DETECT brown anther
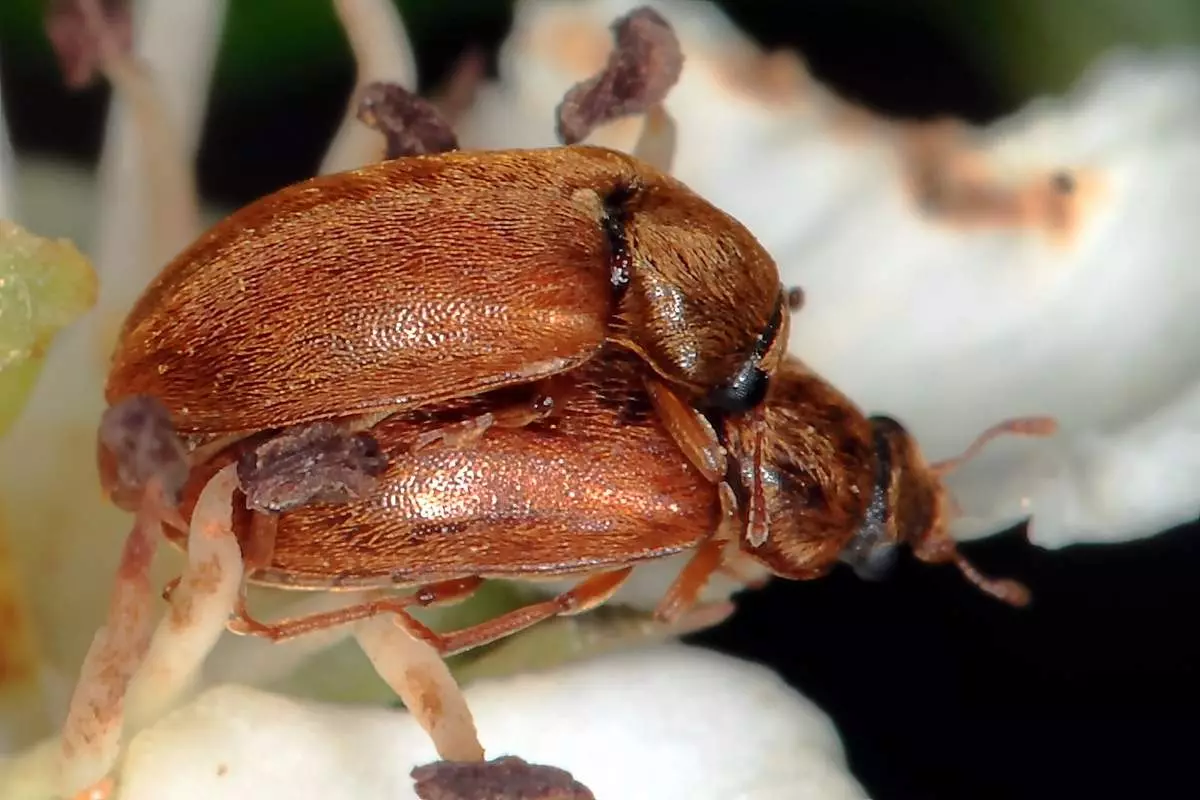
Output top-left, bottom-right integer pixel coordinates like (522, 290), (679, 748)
(357, 81), (460, 159)
(786, 286), (805, 312)
(236, 422), (390, 514)
(98, 395), (189, 505)
(555, 6), (683, 145)
(411, 756), (596, 800)
(1051, 171), (1076, 194)
(44, 0), (132, 89)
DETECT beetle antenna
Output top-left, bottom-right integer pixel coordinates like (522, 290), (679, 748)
(950, 552), (1032, 607)
(930, 416), (1057, 478)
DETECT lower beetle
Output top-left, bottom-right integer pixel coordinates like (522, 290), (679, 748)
(62, 346), (1053, 798)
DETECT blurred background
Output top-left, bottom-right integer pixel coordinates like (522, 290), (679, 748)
(2, 2), (1198, 798)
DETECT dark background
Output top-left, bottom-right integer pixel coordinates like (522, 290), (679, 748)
(2, 2), (1198, 798)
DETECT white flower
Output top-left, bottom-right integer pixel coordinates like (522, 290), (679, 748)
(460, 0), (1200, 549)
(0, 1), (861, 798)
(4, 646), (868, 800)
(2, 0), (1198, 797)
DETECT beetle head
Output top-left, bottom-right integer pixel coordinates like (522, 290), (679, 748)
(722, 359), (880, 583)
(840, 414), (1057, 606)
(612, 171), (787, 409)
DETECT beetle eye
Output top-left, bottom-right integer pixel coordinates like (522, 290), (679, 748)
(707, 364), (770, 413)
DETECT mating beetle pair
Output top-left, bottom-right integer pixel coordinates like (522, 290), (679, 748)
(60, 6), (1054, 797)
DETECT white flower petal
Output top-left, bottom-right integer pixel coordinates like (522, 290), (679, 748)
(457, 0), (1200, 549)
(110, 645), (865, 800)
(777, 52), (1200, 549)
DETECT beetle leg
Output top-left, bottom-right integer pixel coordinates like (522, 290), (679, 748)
(160, 575), (181, 603)
(227, 577), (485, 641)
(716, 550), (773, 590)
(645, 378), (728, 483)
(231, 510), (278, 629)
(653, 479), (752, 622)
(653, 537), (729, 624)
(394, 568), (635, 658)
(411, 380), (567, 453)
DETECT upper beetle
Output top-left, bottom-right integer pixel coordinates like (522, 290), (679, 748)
(106, 143), (787, 438)
(104, 6), (796, 545)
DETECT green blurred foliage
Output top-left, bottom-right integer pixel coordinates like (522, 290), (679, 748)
(0, 0), (513, 96)
(928, 0), (1200, 94)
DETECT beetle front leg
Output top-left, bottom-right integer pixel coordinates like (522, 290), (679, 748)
(742, 407), (771, 547)
(644, 378), (728, 483)
(230, 511), (278, 624)
(717, 550), (774, 590)
(653, 483), (744, 624)
(653, 537), (729, 624)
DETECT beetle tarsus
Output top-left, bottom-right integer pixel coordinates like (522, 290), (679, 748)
(160, 575), (180, 603)
(406, 568), (635, 658)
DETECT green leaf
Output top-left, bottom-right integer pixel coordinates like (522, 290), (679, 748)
(0, 220), (97, 436)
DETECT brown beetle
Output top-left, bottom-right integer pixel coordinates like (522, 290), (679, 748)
(101, 6), (792, 550)
(106, 144), (786, 439)
(153, 348), (1049, 654)
(65, 348), (1052, 798)
(102, 144), (789, 552)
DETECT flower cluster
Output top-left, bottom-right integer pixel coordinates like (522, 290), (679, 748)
(0, 0), (1197, 798)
